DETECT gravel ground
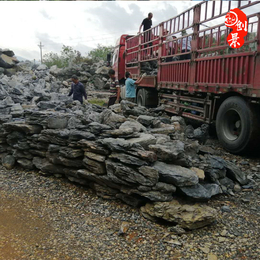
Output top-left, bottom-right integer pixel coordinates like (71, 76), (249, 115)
(1, 143), (260, 260)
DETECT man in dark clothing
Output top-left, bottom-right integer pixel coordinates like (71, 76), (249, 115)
(139, 13), (153, 56)
(139, 12), (153, 33)
(68, 75), (87, 104)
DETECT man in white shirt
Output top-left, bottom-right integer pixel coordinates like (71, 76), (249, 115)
(179, 30), (192, 60)
(165, 31), (177, 62)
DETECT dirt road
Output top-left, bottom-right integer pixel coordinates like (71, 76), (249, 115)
(1, 151), (260, 260)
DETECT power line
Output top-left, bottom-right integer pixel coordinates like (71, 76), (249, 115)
(38, 42), (44, 63)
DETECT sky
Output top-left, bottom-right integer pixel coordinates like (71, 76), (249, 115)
(0, 1), (198, 61)
(0, 1), (258, 62)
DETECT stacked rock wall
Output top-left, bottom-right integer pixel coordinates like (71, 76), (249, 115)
(0, 101), (248, 206)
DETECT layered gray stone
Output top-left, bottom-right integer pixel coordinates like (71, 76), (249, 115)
(202, 183), (222, 197)
(152, 182), (176, 193)
(116, 193), (143, 207)
(68, 130), (95, 141)
(29, 149), (46, 157)
(84, 151), (106, 163)
(67, 117), (81, 129)
(150, 126), (175, 135)
(106, 160), (156, 187)
(137, 115), (155, 127)
(149, 140), (185, 161)
(138, 166), (159, 186)
(109, 153), (148, 167)
(39, 129), (69, 145)
(127, 133), (156, 149)
(91, 183), (118, 199)
(37, 64), (48, 71)
(95, 66), (109, 75)
(102, 128), (136, 138)
(88, 122), (112, 134)
(2, 155), (15, 169)
(83, 157), (106, 175)
(180, 183), (221, 200)
(79, 140), (110, 155)
(126, 150), (157, 163)
(0, 96), (14, 108)
(47, 116), (68, 129)
(141, 200), (217, 230)
(225, 161), (248, 185)
(13, 149), (33, 160)
(13, 141), (30, 150)
(119, 120), (146, 133)
(59, 147), (84, 158)
(171, 116), (186, 126)
(77, 169), (121, 190)
(48, 153), (83, 168)
(3, 122), (42, 135)
(153, 161), (198, 187)
(205, 156), (227, 182)
(33, 157), (64, 175)
(17, 158), (34, 169)
(98, 138), (137, 152)
(219, 177), (235, 189)
(100, 109), (126, 128)
(121, 188), (173, 202)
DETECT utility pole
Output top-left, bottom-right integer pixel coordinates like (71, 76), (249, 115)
(38, 42), (44, 63)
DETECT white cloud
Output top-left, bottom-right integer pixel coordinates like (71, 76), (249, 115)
(0, 1), (197, 61)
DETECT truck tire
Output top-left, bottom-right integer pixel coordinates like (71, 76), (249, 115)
(216, 96), (260, 154)
(137, 88), (158, 107)
(137, 89), (147, 107)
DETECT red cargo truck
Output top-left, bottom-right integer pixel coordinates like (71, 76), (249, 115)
(111, 0), (260, 154)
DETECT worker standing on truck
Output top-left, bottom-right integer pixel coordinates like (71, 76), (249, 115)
(108, 69), (121, 107)
(139, 12), (153, 56)
(179, 30), (192, 60)
(68, 75), (87, 104)
(165, 32), (177, 62)
(125, 71), (140, 103)
(139, 12), (153, 34)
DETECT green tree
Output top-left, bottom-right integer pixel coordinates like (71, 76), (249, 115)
(43, 45), (91, 68)
(87, 44), (114, 62)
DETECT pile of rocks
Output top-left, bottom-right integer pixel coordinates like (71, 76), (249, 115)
(0, 48), (19, 76)
(50, 61), (111, 91)
(0, 48), (112, 101)
(0, 60), (113, 119)
(0, 99), (248, 229)
(141, 61), (158, 75)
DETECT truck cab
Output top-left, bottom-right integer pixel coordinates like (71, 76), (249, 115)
(111, 34), (133, 84)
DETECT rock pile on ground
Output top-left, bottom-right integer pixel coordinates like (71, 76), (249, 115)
(50, 60), (111, 91)
(0, 48), (112, 101)
(0, 61), (112, 115)
(0, 48), (19, 76)
(0, 97), (249, 229)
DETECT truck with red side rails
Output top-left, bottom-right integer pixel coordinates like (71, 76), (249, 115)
(110, 0), (260, 154)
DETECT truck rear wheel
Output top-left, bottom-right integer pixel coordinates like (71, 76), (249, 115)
(137, 88), (158, 107)
(137, 89), (147, 107)
(216, 96), (260, 154)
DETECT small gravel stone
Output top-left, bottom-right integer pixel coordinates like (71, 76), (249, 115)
(221, 206), (231, 213)
(234, 184), (241, 192)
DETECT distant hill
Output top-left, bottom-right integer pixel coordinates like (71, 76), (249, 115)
(15, 56), (30, 62)
(15, 56), (41, 65)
